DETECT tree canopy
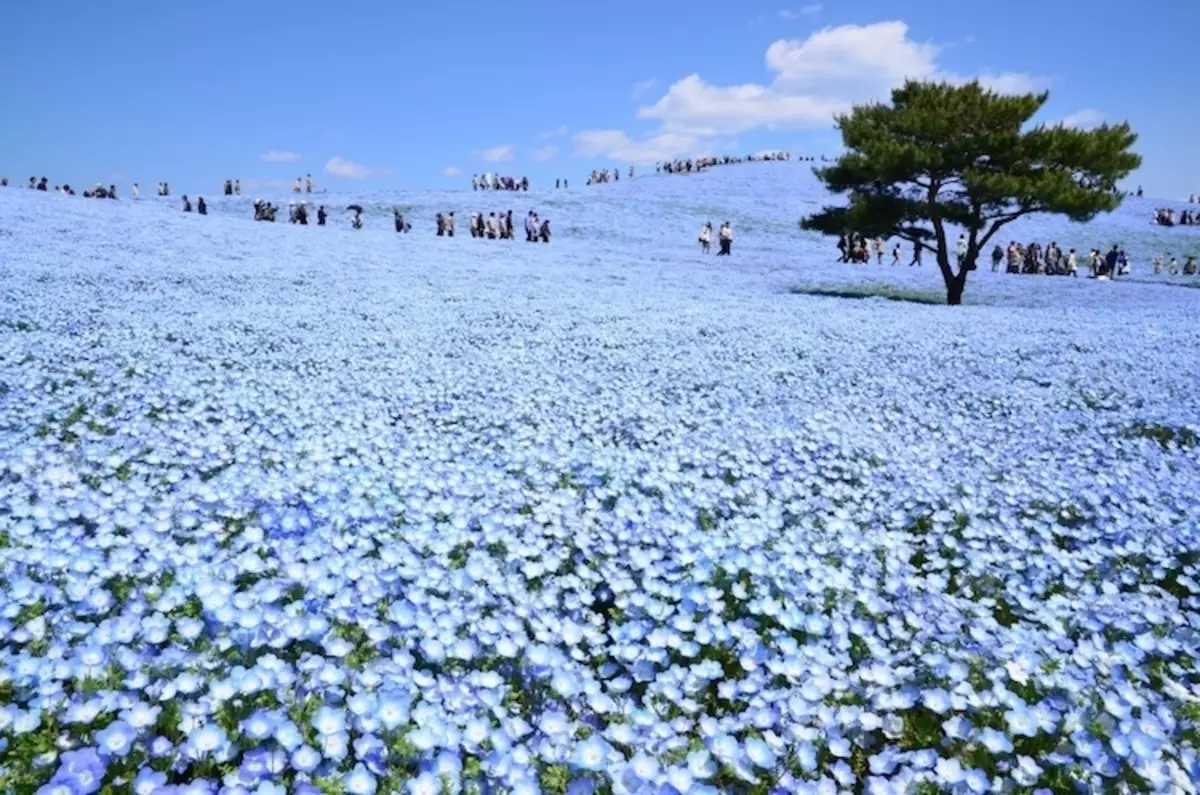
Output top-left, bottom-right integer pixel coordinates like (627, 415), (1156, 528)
(801, 80), (1142, 304)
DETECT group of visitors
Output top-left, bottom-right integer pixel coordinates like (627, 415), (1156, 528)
(1154, 208), (1199, 226)
(835, 233), (916, 266)
(829, 231), (1174, 279)
(180, 196), (209, 216)
(586, 168), (627, 185)
(657, 151), (794, 176)
(471, 174), (529, 191)
(997, 239), (1090, 276)
(291, 175), (317, 194)
(696, 221), (734, 255)
(222, 180), (243, 196)
(1153, 253), (1199, 275)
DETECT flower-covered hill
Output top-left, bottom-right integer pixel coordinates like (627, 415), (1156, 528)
(1, 179), (1199, 794)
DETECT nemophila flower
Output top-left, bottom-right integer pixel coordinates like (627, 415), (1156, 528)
(95, 719), (137, 757)
(186, 724), (229, 759)
(977, 727), (1013, 754)
(344, 763), (378, 795)
(240, 709), (278, 741)
(407, 772), (441, 795)
(291, 744), (322, 773)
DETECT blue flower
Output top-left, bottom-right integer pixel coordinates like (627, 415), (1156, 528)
(344, 763), (378, 795)
(96, 720), (137, 757)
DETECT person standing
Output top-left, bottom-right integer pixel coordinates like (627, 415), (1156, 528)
(717, 222), (733, 256)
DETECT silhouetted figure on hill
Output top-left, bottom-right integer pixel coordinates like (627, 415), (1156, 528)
(224, 180), (233, 196)
(197, 197), (207, 215)
(717, 222), (732, 255)
(394, 208), (409, 233)
(317, 206), (327, 226)
(37, 177), (48, 191)
(296, 203), (308, 225)
(698, 221), (712, 254)
(108, 185), (117, 200)
(435, 213), (446, 236)
(351, 208), (363, 229)
(0, 178), (6, 186)
(539, 218), (551, 243)
(504, 211), (513, 239)
(234, 180), (241, 196)
(486, 212), (498, 239)
(182, 195), (193, 212)
(446, 211), (456, 237)
(132, 183), (140, 199)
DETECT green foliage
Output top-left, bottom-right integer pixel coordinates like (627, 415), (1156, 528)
(802, 80), (1141, 304)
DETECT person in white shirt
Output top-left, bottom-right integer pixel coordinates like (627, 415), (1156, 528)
(132, 183), (140, 199)
(955, 234), (968, 267)
(698, 221), (712, 253)
(717, 222), (733, 256)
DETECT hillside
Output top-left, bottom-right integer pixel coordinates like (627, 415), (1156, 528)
(9, 161), (1198, 305)
(1, 165), (1199, 793)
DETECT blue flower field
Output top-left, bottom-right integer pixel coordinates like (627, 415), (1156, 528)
(1, 163), (1199, 794)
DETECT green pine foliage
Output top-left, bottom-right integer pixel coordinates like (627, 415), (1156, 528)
(802, 80), (1142, 304)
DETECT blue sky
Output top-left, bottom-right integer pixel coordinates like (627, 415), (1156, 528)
(3, 0), (1195, 198)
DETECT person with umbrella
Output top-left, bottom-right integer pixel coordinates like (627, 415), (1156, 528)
(347, 204), (364, 229)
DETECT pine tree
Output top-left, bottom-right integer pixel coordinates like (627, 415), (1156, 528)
(801, 80), (1141, 305)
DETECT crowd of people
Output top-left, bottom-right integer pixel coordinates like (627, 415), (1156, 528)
(585, 168), (626, 185)
(1154, 207), (1199, 226)
(1153, 252), (1199, 275)
(471, 174), (529, 191)
(656, 151), (796, 176)
(175, 195), (553, 242)
(828, 230), (1200, 279)
(6, 166), (1196, 272)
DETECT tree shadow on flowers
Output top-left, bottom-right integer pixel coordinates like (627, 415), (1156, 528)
(790, 283), (947, 305)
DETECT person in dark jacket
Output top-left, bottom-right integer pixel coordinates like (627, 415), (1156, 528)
(1104, 244), (1119, 277)
(197, 197), (207, 215)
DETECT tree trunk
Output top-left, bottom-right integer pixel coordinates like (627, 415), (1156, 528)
(946, 272), (967, 305)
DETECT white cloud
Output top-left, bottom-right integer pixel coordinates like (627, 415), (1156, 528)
(443, 166), (461, 177)
(780, 4), (821, 19)
(323, 156), (373, 179)
(1058, 108), (1103, 129)
(636, 21), (1048, 136)
(530, 145), (559, 163)
(537, 125), (568, 139)
(261, 149), (301, 163)
(476, 144), (515, 162)
(631, 79), (658, 98)
(572, 129), (702, 165)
